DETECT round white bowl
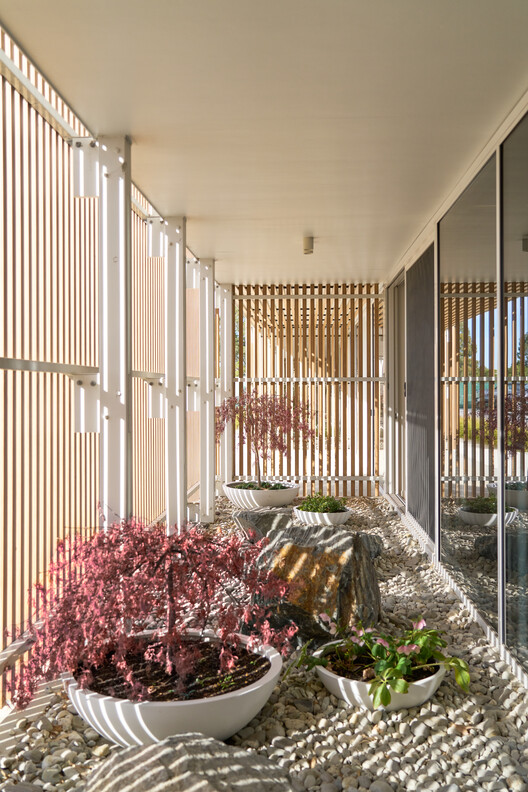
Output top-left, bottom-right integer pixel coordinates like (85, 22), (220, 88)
(63, 632), (282, 747)
(458, 507), (518, 527)
(223, 482), (299, 510)
(314, 643), (446, 711)
(293, 506), (352, 526)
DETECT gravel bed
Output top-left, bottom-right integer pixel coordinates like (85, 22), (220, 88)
(1, 497), (528, 792)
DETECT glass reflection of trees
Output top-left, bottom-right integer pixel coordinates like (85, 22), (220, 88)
(439, 154), (498, 632)
(503, 112), (528, 670)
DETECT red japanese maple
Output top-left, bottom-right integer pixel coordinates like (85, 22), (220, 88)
(216, 391), (314, 486)
(10, 520), (297, 708)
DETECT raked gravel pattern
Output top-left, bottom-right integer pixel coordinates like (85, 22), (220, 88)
(1, 497), (528, 792)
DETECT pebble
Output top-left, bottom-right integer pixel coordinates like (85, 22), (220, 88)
(2, 498), (528, 792)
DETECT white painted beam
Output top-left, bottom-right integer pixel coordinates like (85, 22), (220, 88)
(165, 217), (187, 530)
(216, 284), (234, 489)
(199, 259), (215, 523)
(98, 136), (132, 524)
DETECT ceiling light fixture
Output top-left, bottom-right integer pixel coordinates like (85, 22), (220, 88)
(303, 236), (314, 255)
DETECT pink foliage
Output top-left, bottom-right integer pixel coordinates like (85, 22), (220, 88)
(479, 392), (528, 456)
(10, 520), (297, 708)
(216, 391), (314, 484)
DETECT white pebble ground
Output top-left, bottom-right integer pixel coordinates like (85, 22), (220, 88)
(1, 497), (527, 792)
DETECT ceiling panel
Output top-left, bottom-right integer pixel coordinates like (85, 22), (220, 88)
(1, 0), (528, 284)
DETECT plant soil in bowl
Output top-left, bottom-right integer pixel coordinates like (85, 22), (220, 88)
(223, 481), (299, 510)
(64, 632), (282, 746)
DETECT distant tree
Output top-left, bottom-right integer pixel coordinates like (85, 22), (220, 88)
(516, 332), (528, 374)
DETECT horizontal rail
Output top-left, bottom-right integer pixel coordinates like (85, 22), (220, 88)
(441, 475), (497, 482)
(0, 358), (99, 377)
(131, 370), (165, 380)
(0, 46), (78, 140)
(0, 626), (39, 677)
(235, 292), (382, 301)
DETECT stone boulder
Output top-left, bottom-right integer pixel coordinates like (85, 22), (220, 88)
(85, 733), (293, 792)
(258, 521), (381, 629)
(235, 509), (384, 559)
(475, 532), (528, 575)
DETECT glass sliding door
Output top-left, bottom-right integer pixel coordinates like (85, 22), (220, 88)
(503, 113), (528, 671)
(439, 156), (498, 631)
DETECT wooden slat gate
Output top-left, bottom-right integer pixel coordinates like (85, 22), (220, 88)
(232, 284), (384, 497)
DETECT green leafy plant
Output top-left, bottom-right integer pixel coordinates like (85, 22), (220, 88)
(298, 494), (347, 513)
(231, 482), (288, 490)
(461, 495), (515, 514)
(296, 617), (470, 709)
(505, 481), (528, 491)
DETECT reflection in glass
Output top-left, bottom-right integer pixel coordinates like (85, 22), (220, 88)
(439, 155), (498, 631)
(503, 112), (528, 670)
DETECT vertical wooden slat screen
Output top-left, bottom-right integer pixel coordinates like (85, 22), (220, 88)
(0, 28), (174, 705)
(130, 208), (166, 524)
(440, 282), (499, 498)
(0, 72), (98, 704)
(231, 284), (384, 496)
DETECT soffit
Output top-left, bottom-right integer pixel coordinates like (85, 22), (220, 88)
(1, 0), (528, 285)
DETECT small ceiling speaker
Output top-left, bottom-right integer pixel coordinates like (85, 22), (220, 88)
(303, 236), (314, 254)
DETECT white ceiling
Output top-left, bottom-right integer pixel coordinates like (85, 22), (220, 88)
(1, 0), (528, 285)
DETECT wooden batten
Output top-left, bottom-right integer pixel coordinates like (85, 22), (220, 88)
(231, 284), (384, 497)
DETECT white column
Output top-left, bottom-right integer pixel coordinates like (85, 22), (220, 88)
(165, 217), (187, 530)
(217, 284), (234, 488)
(98, 136), (132, 524)
(200, 259), (215, 523)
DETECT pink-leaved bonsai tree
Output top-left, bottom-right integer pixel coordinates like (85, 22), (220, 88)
(216, 390), (314, 488)
(10, 519), (297, 708)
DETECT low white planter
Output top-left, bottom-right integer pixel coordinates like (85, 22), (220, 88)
(314, 643), (446, 711)
(223, 482), (299, 510)
(63, 632), (282, 747)
(458, 507), (518, 527)
(293, 506), (352, 526)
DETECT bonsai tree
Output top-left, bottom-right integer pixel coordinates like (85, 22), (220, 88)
(216, 390), (313, 487)
(9, 520), (297, 708)
(478, 392), (528, 458)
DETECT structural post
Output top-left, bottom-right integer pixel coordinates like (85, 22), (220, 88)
(165, 217), (187, 529)
(199, 259), (215, 522)
(217, 284), (234, 488)
(98, 136), (132, 523)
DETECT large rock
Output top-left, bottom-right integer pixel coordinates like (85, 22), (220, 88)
(235, 509), (384, 559)
(258, 522), (381, 629)
(85, 733), (294, 792)
(234, 508), (294, 539)
(475, 532), (528, 574)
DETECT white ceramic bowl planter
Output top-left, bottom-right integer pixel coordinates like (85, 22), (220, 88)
(313, 643), (446, 711)
(223, 482), (299, 510)
(458, 507), (518, 527)
(293, 506), (352, 527)
(63, 633), (282, 747)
